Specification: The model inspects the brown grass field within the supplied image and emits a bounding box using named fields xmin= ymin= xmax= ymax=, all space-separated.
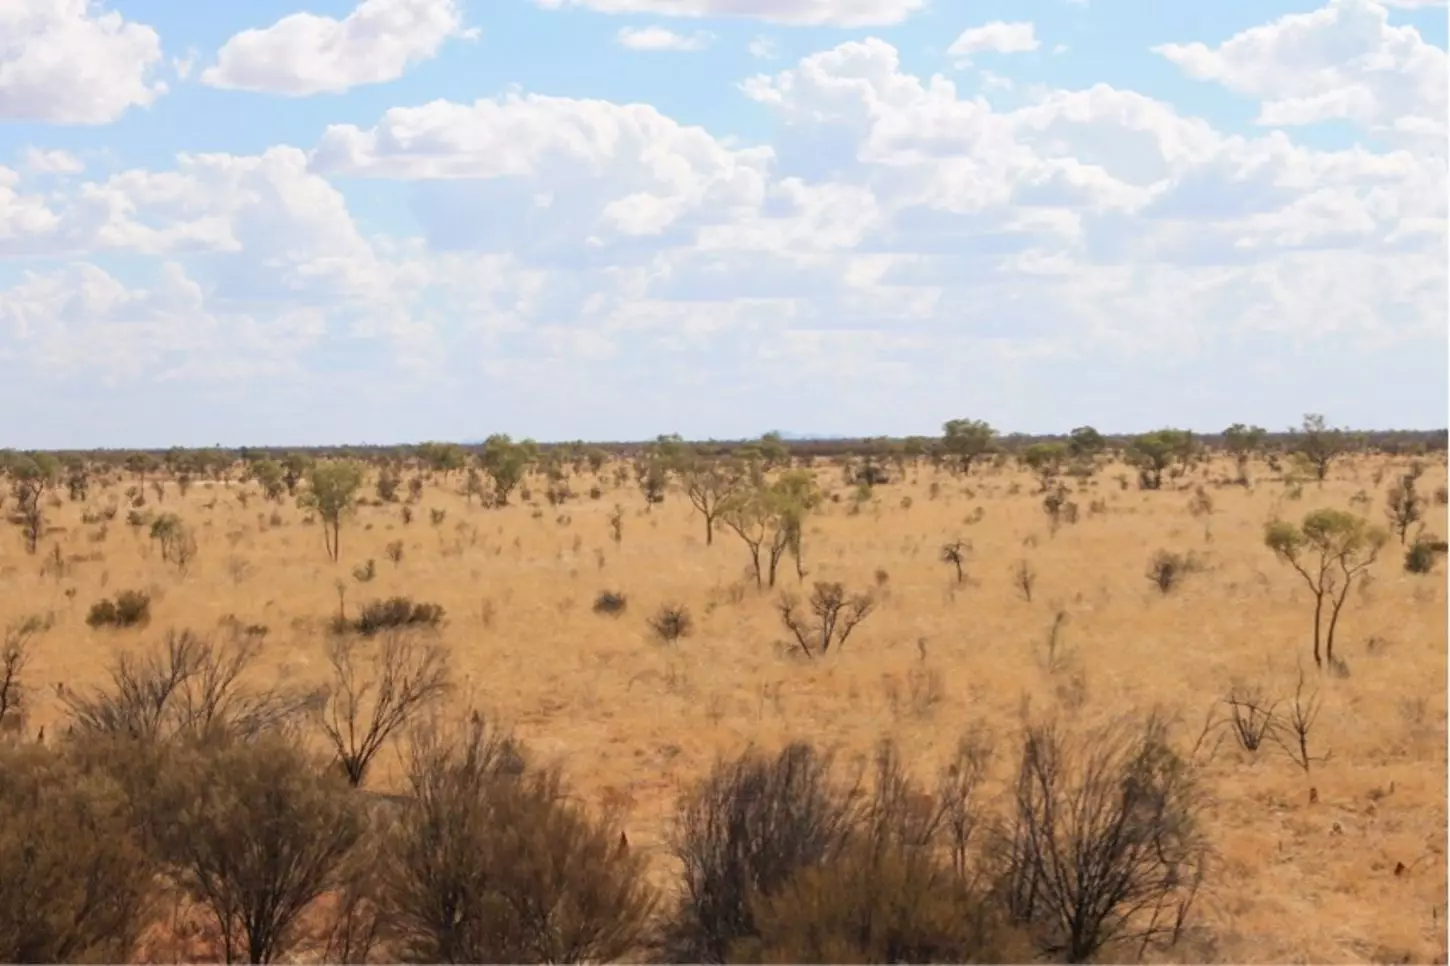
xmin=4 ymin=451 xmax=1447 ymax=963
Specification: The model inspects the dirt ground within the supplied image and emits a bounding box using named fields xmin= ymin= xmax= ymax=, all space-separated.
xmin=5 ymin=452 xmax=1447 ymax=963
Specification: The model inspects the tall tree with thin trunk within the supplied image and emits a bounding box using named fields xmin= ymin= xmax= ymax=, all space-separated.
xmin=1265 ymin=508 xmax=1385 ymax=668
xmin=299 ymin=461 xmax=364 ymax=563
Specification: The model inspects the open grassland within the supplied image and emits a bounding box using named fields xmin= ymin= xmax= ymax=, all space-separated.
xmin=3 ymin=451 xmax=1447 ymax=963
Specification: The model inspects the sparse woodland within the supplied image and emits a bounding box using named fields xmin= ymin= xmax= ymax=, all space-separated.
xmin=0 ymin=417 xmax=1446 ymax=964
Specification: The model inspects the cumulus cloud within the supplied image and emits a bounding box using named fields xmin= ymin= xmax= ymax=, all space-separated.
xmin=21 ymin=147 xmax=84 ymax=174
xmin=0 ymin=0 xmax=1443 ymax=441
xmin=0 ymin=0 xmax=165 ymax=123
xmin=616 ymin=26 xmax=713 ymax=51
xmin=202 ymin=0 xmax=476 ymax=96
xmin=532 ymin=0 xmax=926 ymax=27
xmin=1154 ymin=0 xmax=1447 ymax=143
xmin=947 ymin=21 xmax=1041 ymax=62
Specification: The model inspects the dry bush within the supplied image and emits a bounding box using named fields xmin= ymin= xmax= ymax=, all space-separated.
xmin=61 ymin=627 xmax=315 ymax=744
xmin=1404 ymin=532 xmax=1447 ymax=574
xmin=1147 ymin=549 xmax=1199 ymax=595
xmin=992 ymin=713 xmax=1208 ymax=963
xmin=150 ymin=733 xmax=367 ymax=964
xmin=734 ymin=837 xmax=1030 ymax=964
xmin=0 ymin=742 xmax=157 ymax=963
xmin=0 ymin=616 xmax=43 ymax=738
xmin=593 ymin=589 xmax=628 ymax=616
xmin=776 ymin=582 xmax=875 ymax=659
xmin=378 ymin=713 xmax=655 ymax=964
xmin=341 ymin=597 xmax=445 ymax=636
xmin=658 ymin=742 xmax=856 ymax=962
xmin=318 ymin=631 xmax=451 ymax=788
xmin=85 ymin=588 xmax=152 ymax=628
xmin=648 ymin=603 xmax=693 ymax=643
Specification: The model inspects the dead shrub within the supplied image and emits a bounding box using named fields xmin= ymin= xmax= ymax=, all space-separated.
xmin=317 ymin=632 xmax=451 ymax=788
xmin=378 ymin=713 xmax=655 ymax=964
xmin=648 ymin=603 xmax=693 ymax=644
xmin=61 ymin=627 xmax=316 ymax=744
xmin=992 ymin=713 xmax=1207 ymax=963
xmin=0 ymin=742 xmax=157 ymax=963
xmin=776 ymin=582 xmax=875 ymax=658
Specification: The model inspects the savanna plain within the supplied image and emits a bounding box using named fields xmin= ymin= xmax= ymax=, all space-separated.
xmin=1 ymin=433 xmax=1446 ymax=964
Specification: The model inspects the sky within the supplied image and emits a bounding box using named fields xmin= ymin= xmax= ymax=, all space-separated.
xmin=0 ymin=0 xmax=1445 ymax=448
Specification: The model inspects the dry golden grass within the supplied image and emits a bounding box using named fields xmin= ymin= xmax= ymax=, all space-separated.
xmin=4 ymin=453 xmax=1447 ymax=964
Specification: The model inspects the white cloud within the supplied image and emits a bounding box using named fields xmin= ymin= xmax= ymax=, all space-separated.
xmin=0 ymin=4 xmax=1443 ymax=440
xmin=616 ymin=26 xmax=712 ymax=51
xmin=201 ymin=0 xmax=476 ymax=96
xmin=748 ymin=35 xmax=780 ymax=59
xmin=947 ymin=21 xmax=1041 ymax=62
xmin=532 ymin=0 xmax=926 ymax=26
xmin=1154 ymin=0 xmax=1447 ymax=144
xmin=21 ymin=147 xmax=84 ymax=175
xmin=0 ymin=0 xmax=165 ymax=123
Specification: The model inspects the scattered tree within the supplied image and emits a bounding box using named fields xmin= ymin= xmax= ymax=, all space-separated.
xmin=777 ymin=582 xmax=875 ymax=658
xmin=942 ymin=419 xmax=997 ymax=475
xmin=1264 ymin=508 xmax=1386 ymax=667
xmin=299 ymin=460 xmax=365 ymax=562
xmin=1293 ymin=413 xmax=1343 ymax=482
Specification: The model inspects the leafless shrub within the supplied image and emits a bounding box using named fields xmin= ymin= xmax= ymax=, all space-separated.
xmin=1271 ymin=665 xmax=1329 ymax=774
xmin=1013 ymin=559 xmax=1036 ymax=602
xmin=62 ymin=628 xmax=315 ymax=744
xmin=0 ymin=743 xmax=157 ymax=962
xmin=152 ymin=733 xmax=366 ymax=964
xmin=992 ymin=713 xmax=1207 ymax=963
xmin=1223 ymin=685 xmax=1278 ymax=752
xmin=777 ymin=582 xmax=875 ymax=658
xmin=1 ymin=616 xmax=44 ymax=738
xmin=317 ymin=632 xmax=451 ymax=788
xmin=379 ymin=713 xmax=654 ymax=964
xmin=658 ymin=742 xmax=855 ymax=962
xmin=648 ymin=603 xmax=693 ymax=644
xmin=941 ymin=539 xmax=971 ymax=583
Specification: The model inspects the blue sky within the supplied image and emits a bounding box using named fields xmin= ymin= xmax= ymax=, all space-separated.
xmin=0 ymin=0 xmax=1445 ymax=447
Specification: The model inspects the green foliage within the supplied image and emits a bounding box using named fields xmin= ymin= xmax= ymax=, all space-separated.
xmin=250 ymin=459 xmax=286 ymax=501
xmin=942 ymin=419 xmax=996 ymax=474
xmin=1264 ymin=509 xmax=1386 ymax=666
xmin=299 ymin=460 xmax=364 ymax=562
xmin=1066 ymin=425 xmax=1105 ymax=460
xmin=1222 ymin=423 xmax=1268 ymax=457
xmin=1126 ymin=430 xmax=1194 ymax=490
xmin=1293 ymin=413 xmax=1343 ymax=482
xmin=1020 ymin=442 xmax=1068 ymax=491
xmin=479 ymin=434 xmax=529 ymax=506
